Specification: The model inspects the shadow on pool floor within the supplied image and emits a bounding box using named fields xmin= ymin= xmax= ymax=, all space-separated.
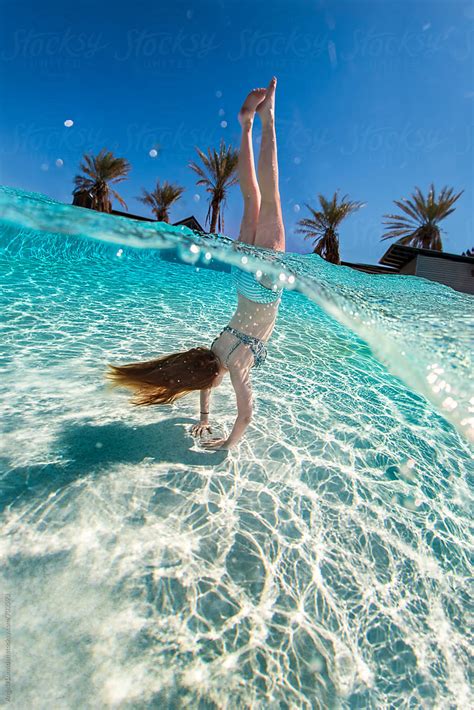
xmin=1 ymin=417 xmax=226 ymax=512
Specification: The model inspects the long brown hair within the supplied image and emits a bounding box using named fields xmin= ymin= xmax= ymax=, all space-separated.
xmin=106 ymin=347 xmax=220 ymax=406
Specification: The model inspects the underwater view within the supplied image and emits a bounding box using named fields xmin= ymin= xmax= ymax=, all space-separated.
xmin=1 ymin=186 xmax=472 ymax=708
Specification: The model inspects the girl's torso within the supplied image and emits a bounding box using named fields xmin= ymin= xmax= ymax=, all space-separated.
xmin=211 ymin=293 xmax=279 ymax=371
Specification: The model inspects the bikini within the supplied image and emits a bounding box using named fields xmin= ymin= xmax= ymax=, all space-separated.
xmin=211 ymin=266 xmax=283 ymax=369
xmin=230 ymin=265 xmax=283 ymax=305
xmin=211 ymin=326 xmax=268 ymax=368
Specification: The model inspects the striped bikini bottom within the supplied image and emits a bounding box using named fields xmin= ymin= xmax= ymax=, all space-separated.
xmin=211 ymin=326 xmax=268 ymax=369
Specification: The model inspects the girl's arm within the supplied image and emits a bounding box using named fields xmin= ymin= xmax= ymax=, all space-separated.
xmin=200 ymin=387 xmax=211 ymax=424
xmin=190 ymin=388 xmax=212 ymax=437
xmin=201 ymin=367 xmax=253 ymax=450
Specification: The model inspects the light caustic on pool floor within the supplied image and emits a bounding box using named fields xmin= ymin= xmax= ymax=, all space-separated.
xmin=0 ymin=244 xmax=473 ymax=709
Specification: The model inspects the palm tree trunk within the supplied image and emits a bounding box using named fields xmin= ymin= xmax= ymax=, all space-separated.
xmin=209 ymin=197 xmax=220 ymax=233
xmin=329 ymin=243 xmax=341 ymax=265
xmin=156 ymin=209 xmax=169 ymax=222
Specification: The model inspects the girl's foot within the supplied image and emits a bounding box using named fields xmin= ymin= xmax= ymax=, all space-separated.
xmin=238 ymin=88 xmax=267 ymax=128
xmin=256 ymin=77 xmax=277 ymax=124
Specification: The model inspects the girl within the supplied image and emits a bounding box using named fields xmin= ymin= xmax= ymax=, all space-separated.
xmin=107 ymin=77 xmax=286 ymax=450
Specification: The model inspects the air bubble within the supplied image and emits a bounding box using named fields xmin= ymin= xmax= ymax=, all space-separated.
xmin=178 ymin=244 xmax=200 ymax=264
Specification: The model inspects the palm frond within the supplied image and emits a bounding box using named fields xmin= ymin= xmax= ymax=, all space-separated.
xmin=137 ymin=180 xmax=185 ymax=221
xmin=381 ymin=184 xmax=463 ymax=250
xmin=189 ymin=139 xmax=239 ymax=230
xmin=297 ymin=191 xmax=363 ymax=265
xmin=73 ymin=149 xmax=131 ymax=212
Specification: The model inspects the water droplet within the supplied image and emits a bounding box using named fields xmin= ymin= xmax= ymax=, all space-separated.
xmin=220 ymin=120 xmax=228 ymax=128
xmin=193 ymin=194 xmax=200 ymax=202
xmin=55 ymin=158 xmax=64 ymax=167
xmin=442 ymin=397 xmax=458 ymax=412
xmin=64 ymin=119 xmax=74 ymax=128
xmin=149 ymin=149 xmax=158 ymax=158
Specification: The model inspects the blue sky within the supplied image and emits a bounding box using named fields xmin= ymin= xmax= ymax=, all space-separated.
xmin=0 ymin=0 xmax=472 ymax=261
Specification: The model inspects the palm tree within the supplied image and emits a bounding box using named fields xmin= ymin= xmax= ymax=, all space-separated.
xmin=137 ymin=180 xmax=185 ymax=222
xmin=73 ymin=149 xmax=131 ymax=213
xmin=296 ymin=192 xmax=364 ymax=265
xmin=189 ymin=139 xmax=239 ymax=233
xmin=381 ymin=184 xmax=463 ymax=251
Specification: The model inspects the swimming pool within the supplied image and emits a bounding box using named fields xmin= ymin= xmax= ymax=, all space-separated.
xmin=1 ymin=186 xmax=472 ymax=708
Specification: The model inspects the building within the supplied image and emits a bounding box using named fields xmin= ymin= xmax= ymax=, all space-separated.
xmin=379 ymin=243 xmax=474 ymax=295
xmin=342 ymin=245 xmax=474 ymax=295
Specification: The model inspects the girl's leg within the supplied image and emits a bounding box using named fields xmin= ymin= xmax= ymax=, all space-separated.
xmin=255 ymin=77 xmax=286 ymax=252
xmin=236 ymin=89 xmax=266 ymax=245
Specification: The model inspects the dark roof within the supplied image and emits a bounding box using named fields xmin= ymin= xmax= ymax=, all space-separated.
xmin=380 ymin=243 xmax=474 ymax=270
xmin=341 ymin=260 xmax=398 ymax=275
xmin=173 ymin=215 xmax=205 ymax=232
xmin=110 ymin=208 xmax=154 ymax=222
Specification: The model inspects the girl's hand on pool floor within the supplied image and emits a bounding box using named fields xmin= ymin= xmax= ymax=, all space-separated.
xmin=191 ymin=422 xmax=212 ymax=437
xmin=200 ymin=437 xmax=230 ymax=450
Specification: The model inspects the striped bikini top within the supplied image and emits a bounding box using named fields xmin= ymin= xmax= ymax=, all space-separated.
xmin=231 ymin=266 xmax=283 ymax=304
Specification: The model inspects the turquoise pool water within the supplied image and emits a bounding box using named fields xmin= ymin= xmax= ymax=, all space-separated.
xmin=0 ymin=187 xmax=472 ymax=708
